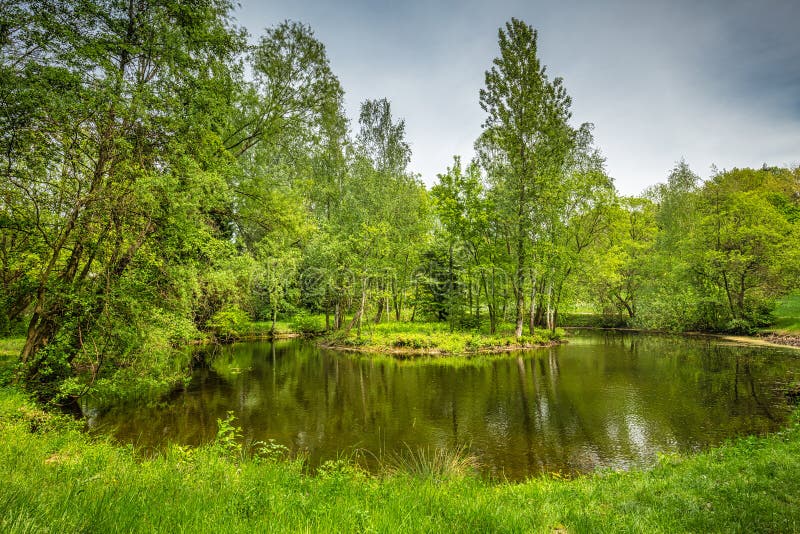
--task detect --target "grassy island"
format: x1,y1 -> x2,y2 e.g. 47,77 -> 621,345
318,321 -> 564,355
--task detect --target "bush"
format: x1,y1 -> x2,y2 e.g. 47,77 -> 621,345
392,335 -> 435,349
290,313 -> 326,334
725,318 -> 756,335
207,306 -> 250,340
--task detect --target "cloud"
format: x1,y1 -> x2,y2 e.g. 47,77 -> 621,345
236,0 -> 800,195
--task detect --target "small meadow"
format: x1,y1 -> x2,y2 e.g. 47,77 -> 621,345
769,293 -> 800,335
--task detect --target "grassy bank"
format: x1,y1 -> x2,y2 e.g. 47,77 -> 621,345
0,337 -> 23,361
1,386 -> 799,532
320,321 -> 563,355
768,293 -> 800,335
230,321 -> 302,339
0,338 -> 23,383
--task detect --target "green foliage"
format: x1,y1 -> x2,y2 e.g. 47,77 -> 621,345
725,318 -> 757,335
582,164 -> 800,332
253,439 -> 291,464
208,306 -> 251,340
478,18 -> 577,337
289,313 -> 326,334
215,411 -> 244,458
2,0 -> 247,399
324,321 -> 561,354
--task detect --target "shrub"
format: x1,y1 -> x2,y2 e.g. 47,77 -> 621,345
215,410 -> 243,458
725,318 -> 756,335
392,335 -> 435,349
207,306 -> 250,340
290,313 -> 326,334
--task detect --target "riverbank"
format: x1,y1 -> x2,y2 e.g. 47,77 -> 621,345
318,321 -> 563,356
562,325 -> 800,350
562,294 -> 800,350
718,333 -> 800,350
1,385 -> 799,532
206,320 -> 309,343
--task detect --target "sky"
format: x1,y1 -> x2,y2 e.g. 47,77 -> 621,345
235,0 -> 800,195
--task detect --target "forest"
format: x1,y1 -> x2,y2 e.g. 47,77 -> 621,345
2,1 -> 799,402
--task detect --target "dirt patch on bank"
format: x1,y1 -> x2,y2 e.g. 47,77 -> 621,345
760,334 -> 800,348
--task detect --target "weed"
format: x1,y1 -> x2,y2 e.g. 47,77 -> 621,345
385,444 -> 480,480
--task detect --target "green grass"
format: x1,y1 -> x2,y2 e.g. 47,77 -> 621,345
0,337 -> 24,359
769,293 -> 800,334
0,338 -> 23,381
1,385 -> 799,532
242,321 -> 296,336
322,320 -> 562,355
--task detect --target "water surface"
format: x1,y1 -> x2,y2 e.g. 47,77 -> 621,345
86,331 -> 800,480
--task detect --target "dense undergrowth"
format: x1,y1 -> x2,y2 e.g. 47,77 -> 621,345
1,386 -> 799,532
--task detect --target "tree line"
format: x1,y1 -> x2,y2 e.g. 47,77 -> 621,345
1,4 -> 798,400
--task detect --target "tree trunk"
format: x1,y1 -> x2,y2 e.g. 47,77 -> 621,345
467,269 -> 473,321
514,239 -> 525,339
514,157 -> 528,339
480,271 -> 496,334
448,241 -> 455,332
474,276 -> 481,323
392,277 -> 402,321
615,293 -> 635,319
528,269 -> 537,335
346,278 -> 367,337
721,271 -> 737,319
737,272 -> 747,319
410,278 -> 419,322
20,311 -> 57,370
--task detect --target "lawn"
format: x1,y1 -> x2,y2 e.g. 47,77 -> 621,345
769,293 -> 800,334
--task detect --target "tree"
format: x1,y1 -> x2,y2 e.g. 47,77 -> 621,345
687,168 -> 799,328
531,124 -> 613,332
652,159 -> 700,252
1,0 -> 244,398
478,18 -> 575,337
587,196 -> 657,322
356,98 -> 410,176
432,157 -> 505,331
297,97 -> 429,333
223,20 -> 343,159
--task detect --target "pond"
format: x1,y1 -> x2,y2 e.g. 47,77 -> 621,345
85,331 -> 800,480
